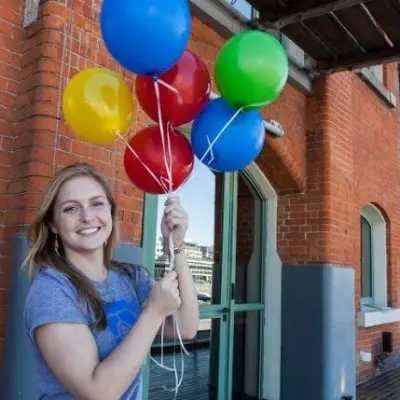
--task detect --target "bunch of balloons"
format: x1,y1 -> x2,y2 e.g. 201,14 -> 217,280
61,0 -> 289,195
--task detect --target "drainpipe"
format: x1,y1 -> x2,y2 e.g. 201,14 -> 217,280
209,91 -> 284,138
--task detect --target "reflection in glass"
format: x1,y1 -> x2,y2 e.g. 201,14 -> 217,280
232,311 -> 261,399
235,174 -> 262,304
148,319 -> 219,400
360,216 -> 372,298
153,159 -> 223,304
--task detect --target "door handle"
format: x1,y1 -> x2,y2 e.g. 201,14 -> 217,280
221,307 -> 229,321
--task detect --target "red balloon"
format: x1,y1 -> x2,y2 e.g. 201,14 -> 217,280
124,124 -> 194,194
135,50 -> 211,127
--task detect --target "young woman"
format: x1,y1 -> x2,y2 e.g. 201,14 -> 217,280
23,162 -> 199,400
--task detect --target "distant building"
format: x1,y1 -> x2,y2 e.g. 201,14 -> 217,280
154,237 -> 214,289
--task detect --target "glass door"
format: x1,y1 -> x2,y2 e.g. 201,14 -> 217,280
229,172 -> 266,400
141,163 -> 266,400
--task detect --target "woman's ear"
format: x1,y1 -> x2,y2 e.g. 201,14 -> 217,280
48,222 -> 58,235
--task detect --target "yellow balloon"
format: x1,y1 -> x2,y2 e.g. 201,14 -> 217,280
62,68 -> 134,145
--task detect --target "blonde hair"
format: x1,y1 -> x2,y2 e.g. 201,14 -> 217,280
23,163 -> 119,330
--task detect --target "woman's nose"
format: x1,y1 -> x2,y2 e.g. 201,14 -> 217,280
80,207 -> 95,221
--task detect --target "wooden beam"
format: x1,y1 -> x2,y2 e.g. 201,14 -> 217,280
300,21 -> 339,58
317,45 -> 400,73
328,12 -> 366,53
360,3 -> 394,47
261,0 -> 373,29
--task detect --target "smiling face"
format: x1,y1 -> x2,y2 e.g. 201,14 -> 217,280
51,175 -> 113,257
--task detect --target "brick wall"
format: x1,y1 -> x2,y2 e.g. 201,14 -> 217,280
1,0 -> 399,386
270,65 -> 400,382
353,65 -> 400,382
0,0 -> 24,357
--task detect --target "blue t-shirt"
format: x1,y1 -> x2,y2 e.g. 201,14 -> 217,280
24,262 -> 154,400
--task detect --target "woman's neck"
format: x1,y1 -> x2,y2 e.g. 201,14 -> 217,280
65,248 -> 108,282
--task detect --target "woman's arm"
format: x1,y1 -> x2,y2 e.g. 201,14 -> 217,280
36,271 -> 180,400
163,251 -> 199,339
159,196 -> 199,340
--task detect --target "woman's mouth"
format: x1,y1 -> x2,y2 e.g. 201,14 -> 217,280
76,227 -> 101,237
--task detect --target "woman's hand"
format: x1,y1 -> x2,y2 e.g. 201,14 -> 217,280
146,271 -> 181,318
160,196 -> 188,248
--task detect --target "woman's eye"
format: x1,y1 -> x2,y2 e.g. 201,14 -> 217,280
63,206 -> 77,214
92,201 -> 105,208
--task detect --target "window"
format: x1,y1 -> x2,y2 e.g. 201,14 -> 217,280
358,63 -> 396,107
226,0 -> 258,20
360,216 -> 373,301
360,204 -> 387,308
367,64 -> 384,83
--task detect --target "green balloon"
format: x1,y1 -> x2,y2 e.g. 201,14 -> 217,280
215,30 -> 289,109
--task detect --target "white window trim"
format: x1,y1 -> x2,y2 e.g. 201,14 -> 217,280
357,67 -> 397,108
357,204 -> 400,328
358,307 -> 400,328
245,162 -> 281,400
360,205 -> 387,307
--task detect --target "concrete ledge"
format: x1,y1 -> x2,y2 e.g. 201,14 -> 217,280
357,68 -> 397,108
358,307 -> 400,328
23,0 -> 40,28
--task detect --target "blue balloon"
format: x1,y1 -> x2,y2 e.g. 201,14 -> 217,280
100,0 -> 191,76
191,98 -> 265,172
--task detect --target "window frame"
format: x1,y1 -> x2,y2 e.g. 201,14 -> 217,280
360,214 -> 374,306
360,204 -> 388,309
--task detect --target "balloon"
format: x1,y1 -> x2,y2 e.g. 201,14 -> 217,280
191,98 -> 265,172
136,50 -> 211,126
215,30 -> 288,109
62,68 -> 134,145
124,125 -> 194,194
100,0 -> 191,76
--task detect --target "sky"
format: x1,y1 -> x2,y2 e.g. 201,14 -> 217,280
156,158 -> 216,246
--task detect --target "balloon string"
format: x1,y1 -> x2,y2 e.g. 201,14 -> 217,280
149,77 -> 188,398
156,77 -> 184,105
199,100 -> 268,165
116,132 -> 169,193
153,80 -> 173,191
200,106 -> 243,164
166,122 -> 174,193
156,77 -> 179,94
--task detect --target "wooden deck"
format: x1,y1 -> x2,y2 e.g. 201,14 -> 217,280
149,347 -> 400,399
357,368 -> 400,399
148,347 -> 216,400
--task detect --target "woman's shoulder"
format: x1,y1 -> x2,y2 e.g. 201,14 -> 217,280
26,267 -> 78,301
24,267 -> 87,341
32,266 -> 72,284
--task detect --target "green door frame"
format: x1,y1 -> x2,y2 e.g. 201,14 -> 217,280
140,193 -> 159,398
140,169 -> 267,400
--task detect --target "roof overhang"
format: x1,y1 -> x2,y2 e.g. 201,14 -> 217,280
247,0 -> 400,73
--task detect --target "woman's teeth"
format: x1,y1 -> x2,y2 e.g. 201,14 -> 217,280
78,227 -> 100,236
